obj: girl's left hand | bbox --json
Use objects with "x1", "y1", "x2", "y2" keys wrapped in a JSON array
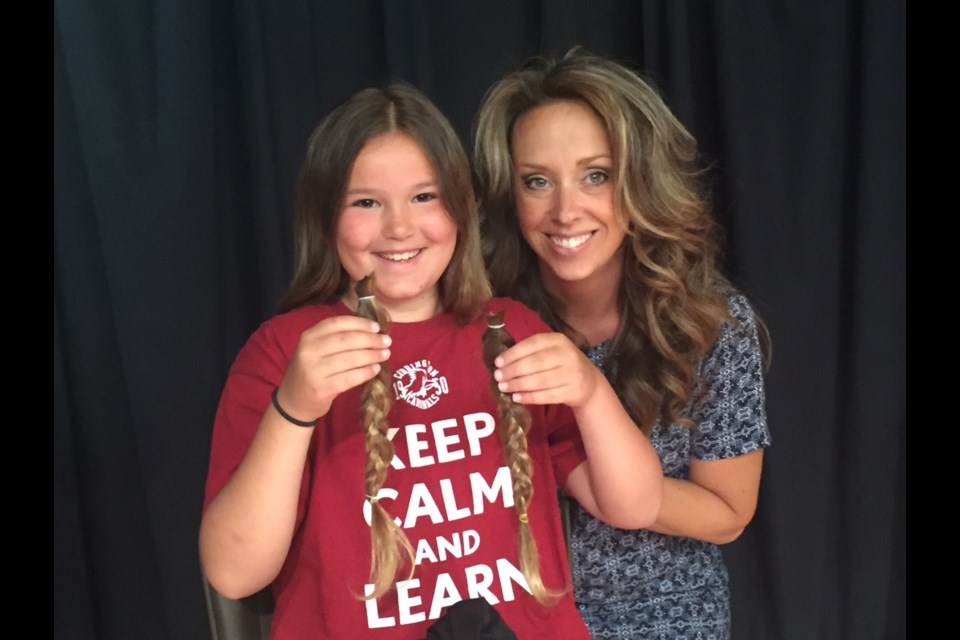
[{"x1": 493, "y1": 332, "x2": 601, "y2": 407}]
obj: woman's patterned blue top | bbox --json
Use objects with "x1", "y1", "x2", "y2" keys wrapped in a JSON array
[{"x1": 570, "y1": 292, "x2": 771, "y2": 639}]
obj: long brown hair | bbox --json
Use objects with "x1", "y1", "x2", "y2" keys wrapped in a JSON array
[
  {"x1": 482, "y1": 311, "x2": 558, "y2": 605},
  {"x1": 474, "y1": 48, "x2": 730, "y2": 433},
  {"x1": 280, "y1": 84, "x2": 490, "y2": 323},
  {"x1": 355, "y1": 275, "x2": 414, "y2": 599}
]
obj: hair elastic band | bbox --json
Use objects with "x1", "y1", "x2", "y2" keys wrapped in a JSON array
[
  {"x1": 487, "y1": 322, "x2": 505, "y2": 329},
  {"x1": 358, "y1": 295, "x2": 375, "y2": 301},
  {"x1": 366, "y1": 494, "x2": 379, "y2": 504},
  {"x1": 271, "y1": 388, "x2": 318, "y2": 427},
  {"x1": 518, "y1": 512, "x2": 529, "y2": 524}
]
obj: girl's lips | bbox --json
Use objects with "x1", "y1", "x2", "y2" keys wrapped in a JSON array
[
  {"x1": 549, "y1": 231, "x2": 595, "y2": 251},
  {"x1": 375, "y1": 249, "x2": 423, "y2": 262}
]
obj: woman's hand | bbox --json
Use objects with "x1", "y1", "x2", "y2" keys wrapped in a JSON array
[
  {"x1": 275, "y1": 316, "x2": 391, "y2": 422},
  {"x1": 493, "y1": 332, "x2": 603, "y2": 408}
]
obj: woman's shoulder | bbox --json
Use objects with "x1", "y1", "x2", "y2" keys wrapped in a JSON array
[
  {"x1": 717, "y1": 286, "x2": 762, "y2": 333},
  {"x1": 703, "y1": 286, "x2": 766, "y2": 367}
]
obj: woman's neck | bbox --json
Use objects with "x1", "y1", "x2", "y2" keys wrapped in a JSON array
[{"x1": 541, "y1": 260, "x2": 622, "y2": 347}]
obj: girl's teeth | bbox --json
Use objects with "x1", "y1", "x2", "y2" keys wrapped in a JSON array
[
  {"x1": 551, "y1": 233, "x2": 591, "y2": 249},
  {"x1": 381, "y1": 250, "x2": 420, "y2": 261}
]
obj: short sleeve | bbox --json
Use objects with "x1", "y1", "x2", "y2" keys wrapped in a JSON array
[
  {"x1": 203, "y1": 326, "x2": 280, "y2": 505},
  {"x1": 202, "y1": 314, "x2": 315, "y2": 525},
  {"x1": 546, "y1": 405, "x2": 587, "y2": 488},
  {"x1": 689, "y1": 293, "x2": 771, "y2": 461}
]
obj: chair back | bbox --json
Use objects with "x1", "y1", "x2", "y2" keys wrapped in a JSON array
[{"x1": 203, "y1": 575, "x2": 274, "y2": 640}]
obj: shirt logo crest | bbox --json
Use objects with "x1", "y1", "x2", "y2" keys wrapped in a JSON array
[{"x1": 393, "y1": 359, "x2": 449, "y2": 409}]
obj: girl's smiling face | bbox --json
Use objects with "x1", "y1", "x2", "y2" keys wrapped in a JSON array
[{"x1": 337, "y1": 131, "x2": 457, "y2": 322}]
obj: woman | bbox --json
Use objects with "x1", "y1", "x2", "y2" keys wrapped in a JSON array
[{"x1": 474, "y1": 48, "x2": 771, "y2": 639}]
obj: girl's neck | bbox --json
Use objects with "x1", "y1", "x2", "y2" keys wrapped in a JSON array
[
  {"x1": 540, "y1": 258, "x2": 622, "y2": 347},
  {"x1": 341, "y1": 288, "x2": 442, "y2": 323}
]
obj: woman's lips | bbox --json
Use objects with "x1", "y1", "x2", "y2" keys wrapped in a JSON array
[{"x1": 549, "y1": 231, "x2": 594, "y2": 250}]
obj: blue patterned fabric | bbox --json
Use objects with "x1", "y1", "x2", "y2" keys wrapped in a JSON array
[{"x1": 570, "y1": 292, "x2": 771, "y2": 639}]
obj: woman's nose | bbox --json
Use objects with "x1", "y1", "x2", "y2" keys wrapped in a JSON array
[{"x1": 551, "y1": 184, "x2": 581, "y2": 224}]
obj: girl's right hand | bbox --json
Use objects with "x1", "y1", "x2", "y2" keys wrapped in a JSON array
[{"x1": 274, "y1": 316, "x2": 391, "y2": 422}]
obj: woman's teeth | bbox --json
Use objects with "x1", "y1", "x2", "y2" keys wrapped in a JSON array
[{"x1": 551, "y1": 233, "x2": 592, "y2": 249}]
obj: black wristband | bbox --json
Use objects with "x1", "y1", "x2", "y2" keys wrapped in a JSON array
[{"x1": 271, "y1": 388, "x2": 318, "y2": 427}]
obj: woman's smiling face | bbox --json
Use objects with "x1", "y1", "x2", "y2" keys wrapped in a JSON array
[{"x1": 510, "y1": 100, "x2": 627, "y2": 294}]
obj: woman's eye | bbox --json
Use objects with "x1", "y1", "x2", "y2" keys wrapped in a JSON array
[
  {"x1": 586, "y1": 170, "x2": 609, "y2": 185},
  {"x1": 413, "y1": 192, "x2": 438, "y2": 203},
  {"x1": 523, "y1": 175, "x2": 549, "y2": 190}
]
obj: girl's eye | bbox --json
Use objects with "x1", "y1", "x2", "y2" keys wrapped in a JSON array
[
  {"x1": 350, "y1": 198, "x2": 378, "y2": 209},
  {"x1": 413, "y1": 192, "x2": 439, "y2": 203},
  {"x1": 585, "y1": 170, "x2": 609, "y2": 185},
  {"x1": 522, "y1": 175, "x2": 550, "y2": 190}
]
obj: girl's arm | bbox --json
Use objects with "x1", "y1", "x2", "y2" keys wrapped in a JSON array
[
  {"x1": 200, "y1": 408, "x2": 314, "y2": 599},
  {"x1": 494, "y1": 332, "x2": 662, "y2": 529},
  {"x1": 200, "y1": 315, "x2": 389, "y2": 599},
  {"x1": 499, "y1": 296, "x2": 769, "y2": 541}
]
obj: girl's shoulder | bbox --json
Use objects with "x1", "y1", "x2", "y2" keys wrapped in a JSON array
[
  {"x1": 483, "y1": 296, "x2": 552, "y2": 339},
  {"x1": 485, "y1": 295, "x2": 537, "y2": 315},
  {"x1": 259, "y1": 300, "x2": 347, "y2": 339},
  {"x1": 232, "y1": 301, "x2": 348, "y2": 371}
]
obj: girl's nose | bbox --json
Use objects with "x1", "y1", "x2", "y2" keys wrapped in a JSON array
[{"x1": 383, "y1": 203, "x2": 414, "y2": 239}]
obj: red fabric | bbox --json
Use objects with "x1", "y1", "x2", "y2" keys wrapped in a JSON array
[{"x1": 204, "y1": 298, "x2": 589, "y2": 639}]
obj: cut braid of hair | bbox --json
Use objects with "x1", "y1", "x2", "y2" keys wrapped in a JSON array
[
  {"x1": 482, "y1": 310, "x2": 558, "y2": 605},
  {"x1": 355, "y1": 274, "x2": 414, "y2": 599}
]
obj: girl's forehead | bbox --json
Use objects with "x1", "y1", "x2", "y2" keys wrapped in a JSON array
[{"x1": 348, "y1": 132, "x2": 439, "y2": 189}]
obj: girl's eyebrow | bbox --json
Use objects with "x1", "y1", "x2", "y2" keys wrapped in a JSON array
[{"x1": 345, "y1": 180, "x2": 440, "y2": 196}]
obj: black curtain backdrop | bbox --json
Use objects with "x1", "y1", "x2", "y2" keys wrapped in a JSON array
[{"x1": 54, "y1": 2, "x2": 905, "y2": 639}]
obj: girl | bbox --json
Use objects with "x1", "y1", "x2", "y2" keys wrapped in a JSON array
[
  {"x1": 200, "y1": 84, "x2": 662, "y2": 639},
  {"x1": 474, "y1": 48, "x2": 771, "y2": 639}
]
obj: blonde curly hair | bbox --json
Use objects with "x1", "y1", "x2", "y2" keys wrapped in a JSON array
[{"x1": 475, "y1": 47, "x2": 730, "y2": 433}]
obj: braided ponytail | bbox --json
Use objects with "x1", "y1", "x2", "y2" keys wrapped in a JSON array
[
  {"x1": 482, "y1": 311, "x2": 557, "y2": 605},
  {"x1": 355, "y1": 274, "x2": 414, "y2": 599}
]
